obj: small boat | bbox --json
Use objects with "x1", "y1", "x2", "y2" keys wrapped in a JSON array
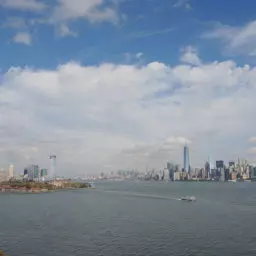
[{"x1": 179, "y1": 196, "x2": 196, "y2": 202}]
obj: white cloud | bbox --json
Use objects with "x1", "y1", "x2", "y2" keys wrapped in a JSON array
[
  {"x1": 13, "y1": 32, "x2": 32, "y2": 45},
  {"x1": 165, "y1": 137, "x2": 191, "y2": 145},
  {"x1": 247, "y1": 147, "x2": 256, "y2": 154},
  {"x1": 0, "y1": 0, "x2": 47, "y2": 11},
  {"x1": 59, "y1": 24, "x2": 77, "y2": 37},
  {"x1": 173, "y1": 0, "x2": 191, "y2": 9},
  {"x1": 180, "y1": 46, "x2": 201, "y2": 66},
  {"x1": 249, "y1": 137, "x2": 256, "y2": 143},
  {"x1": 0, "y1": 0, "x2": 120, "y2": 38},
  {"x1": 1, "y1": 52, "x2": 256, "y2": 174},
  {"x1": 203, "y1": 21, "x2": 256, "y2": 56},
  {"x1": 50, "y1": 0, "x2": 118, "y2": 24},
  {"x1": 136, "y1": 52, "x2": 143, "y2": 59}
]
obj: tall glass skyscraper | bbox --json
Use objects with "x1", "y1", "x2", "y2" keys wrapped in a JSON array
[
  {"x1": 183, "y1": 146, "x2": 190, "y2": 172},
  {"x1": 49, "y1": 155, "x2": 57, "y2": 179}
]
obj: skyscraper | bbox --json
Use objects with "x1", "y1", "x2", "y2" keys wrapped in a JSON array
[
  {"x1": 9, "y1": 164, "x2": 14, "y2": 178},
  {"x1": 49, "y1": 154, "x2": 57, "y2": 179},
  {"x1": 167, "y1": 162, "x2": 175, "y2": 181},
  {"x1": 183, "y1": 146, "x2": 190, "y2": 173}
]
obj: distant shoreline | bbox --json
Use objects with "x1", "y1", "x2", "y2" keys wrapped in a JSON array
[
  {"x1": 0, "y1": 187, "x2": 89, "y2": 194},
  {"x1": 0, "y1": 180, "x2": 92, "y2": 194}
]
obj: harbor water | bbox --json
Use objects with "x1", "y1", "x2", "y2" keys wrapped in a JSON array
[{"x1": 0, "y1": 181, "x2": 256, "y2": 256}]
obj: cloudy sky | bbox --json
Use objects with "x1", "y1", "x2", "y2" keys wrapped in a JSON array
[{"x1": 1, "y1": 0, "x2": 256, "y2": 175}]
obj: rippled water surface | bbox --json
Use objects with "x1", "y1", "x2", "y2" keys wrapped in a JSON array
[{"x1": 1, "y1": 181, "x2": 256, "y2": 256}]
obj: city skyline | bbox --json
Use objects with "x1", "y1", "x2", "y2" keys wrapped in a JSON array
[
  {"x1": 1, "y1": 145, "x2": 256, "y2": 177},
  {"x1": 1, "y1": 1, "x2": 256, "y2": 175}
]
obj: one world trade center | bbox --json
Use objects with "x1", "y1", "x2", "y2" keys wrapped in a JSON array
[{"x1": 183, "y1": 145, "x2": 190, "y2": 173}]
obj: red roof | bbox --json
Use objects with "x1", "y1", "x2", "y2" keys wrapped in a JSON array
[{"x1": 0, "y1": 185, "x2": 12, "y2": 189}]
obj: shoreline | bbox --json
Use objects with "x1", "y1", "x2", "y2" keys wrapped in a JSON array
[
  {"x1": 0, "y1": 181, "x2": 93, "y2": 194},
  {"x1": 0, "y1": 187, "x2": 91, "y2": 194}
]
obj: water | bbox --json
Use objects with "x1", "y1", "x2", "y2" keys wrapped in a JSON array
[{"x1": 1, "y1": 181, "x2": 256, "y2": 256}]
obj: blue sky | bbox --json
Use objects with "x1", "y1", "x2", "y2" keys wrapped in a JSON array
[
  {"x1": 1, "y1": 0, "x2": 256, "y2": 70},
  {"x1": 1, "y1": 0, "x2": 256, "y2": 174}
]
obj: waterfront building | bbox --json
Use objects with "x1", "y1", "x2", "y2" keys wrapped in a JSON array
[
  {"x1": 0, "y1": 170, "x2": 8, "y2": 182},
  {"x1": 220, "y1": 168, "x2": 225, "y2": 181},
  {"x1": 25, "y1": 165, "x2": 40, "y2": 181},
  {"x1": 205, "y1": 162, "x2": 210, "y2": 179},
  {"x1": 40, "y1": 169, "x2": 48, "y2": 178},
  {"x1": 167, "y1": 162, "x2": 175, "y2": 181},
  {"x1": 224, "y1": 169, "x2": 230, "y2": 181},
  {"x1": 194, "y1": 168, "x2": 200, "y2": 177},
  {"x1": 9, "y1": 164, "x2": 14, "y2": 179},
  {"x1": 163, "y1": 169, "x2": 170, "y2": 181},
  {"x1": 216, "y1": 160, "x2": 225, "y2": 181},
  {"x1": 174, "y1": 171, "x2": 180, "y2": 181},
  {"x1": 183, "y1": 145, "x2": 190, "y2": 173},
  {"x1": 231, "y1": 172, "x2": 237, "y2": 180},
  {"x1": 250, "y1": 166, "x2": 256, "y2": 180},
  {"x1": 49, "y1": 154, "x2": 57, "y2": 179}
]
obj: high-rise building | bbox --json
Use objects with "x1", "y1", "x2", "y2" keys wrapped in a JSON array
[
  {"x1": 49, "y1": 154, "x2": 57, "y2": 179},
  {"x1": 25, "y1": 165, "x2": 40, "y2": 181},
  {"x1": 205, "y1": 162, "x2": 210, "y2": 179},
  {"x1": 250, "y1": 166, "x2": 256, "y2": 180},
  {"x1": 0, "y1": 169, "x2": 8, "y2": 182},
  {"x1": 183, "y1": 146, "x2": 190, "y2": 173},
  {"x1": 9, "y1": 164, "x2": 14, "y2": 178},
  {"x1": 216, "y1": 160, "x2": 225, "y2": 181},
  {"x1": 167, "y1": 162, "x2": 175, "y2": 181}
]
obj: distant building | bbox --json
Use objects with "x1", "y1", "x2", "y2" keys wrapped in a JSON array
[
  {"x1": 216, "y1": 161, "x2": 224, "y2": 169},
  {"x1": 167, "y1": 162, "x2": 175, "y2": 181},
  {"x1": 0, "y1": 170, "x2": 8, "y2": 182},
  {"x1": 231, "y1": 172, "x2": 237, "y2": 180},
  {"x1": 250, "y1": 167, "x2": 256, "y2": 180},
  {"x1": 183, "y1": 146, "x2": 190, "y2": 173},
  {"x1": 216, "y1": 160, "x2": 225, "y2": 181},
  {"x1": 163, "y1": 169, "x2": 170, "y2": 181},
  {"x1": 40, "y1": 169, "x2": 48, "y2": 178},
  {"x1": 174, "y1": 172, "x2": 180, "y2": 181},
  {"x1": 205, "y1": 162, "x2": 210, "y2": 179},
  {"x1": 9, "y1": 164, "x2": 14, "y2": 179},
  {"x1": 224, "y1": 169, "x2": 230, "y2": 181},
  {"x1": 25, "y1": 165, "x2": 40, "y2": 181},
  {"x1": 49, "y1": 155, "x2": 57, "y2": 179},
  {"x1": 229, "y1": 161, "x2": 235, "y2": 168}
]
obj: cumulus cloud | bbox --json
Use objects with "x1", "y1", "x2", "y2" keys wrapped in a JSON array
[
  {"x1": 136, "y1": 52, "x2": 143, "y2": 59},
  {"x1": 13, "y1": 32, "x2": 32, "y2": 45},
  {"x1": 180, "y1": 46, "x2": 201, "y2": 66},
  {"x1": 165, "y1": 137, "x2": 191, "y2": 145},
  {"x1": 0, "y1": 0, "x2": 120, "y2": 38},
  {"x1": 50, "y1": 0, "x2": 119, "y2": 24},
  {"x1": 1, "y1": 54, "x2": 256, "y2": 174},
  {"x1": 59, "y1": 24, "x2": 77, "y2": 37},
  {"x1": 0, "y1": 0, "x2": 47, "y2": 12},
  {"x1": 249, "y1": 137, "x2": 256, "y2": 143},
  {"x1": 173, "y1": 0, "x2": 191, "y2": 9},
  {"x1": 203, "y1": 21, "x2": 256, "y2": 56}
]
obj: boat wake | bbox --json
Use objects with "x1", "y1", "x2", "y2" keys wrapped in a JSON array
[{"x1": 96, "y1": 190, "x2": 196, "y2": 202}]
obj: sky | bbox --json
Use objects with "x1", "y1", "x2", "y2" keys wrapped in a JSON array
[{"x1": 1, "y1": 0, "x2": 256, "y2": 175}]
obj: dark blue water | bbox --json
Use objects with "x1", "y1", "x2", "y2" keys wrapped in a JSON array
[{"x1": 1, "y1": 181, "x2": 256, "y2": 256}]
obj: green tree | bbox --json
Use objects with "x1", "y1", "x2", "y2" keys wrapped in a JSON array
[{"x1": 26, "y1": 183, "x2": 32, "y2": 189}]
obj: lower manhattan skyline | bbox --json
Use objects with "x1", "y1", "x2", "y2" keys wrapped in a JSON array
[{"x1": 1, "y1": 0, "x2": 256, "y2": 176}]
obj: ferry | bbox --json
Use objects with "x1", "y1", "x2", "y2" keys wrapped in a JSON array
[{"x1": 179, "y1": 196, "x2": 196, "y2": 202}]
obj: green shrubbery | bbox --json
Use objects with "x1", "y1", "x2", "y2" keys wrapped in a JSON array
[{"x1": 0, "y1": 181, "x2": 89, "y2": 190}]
